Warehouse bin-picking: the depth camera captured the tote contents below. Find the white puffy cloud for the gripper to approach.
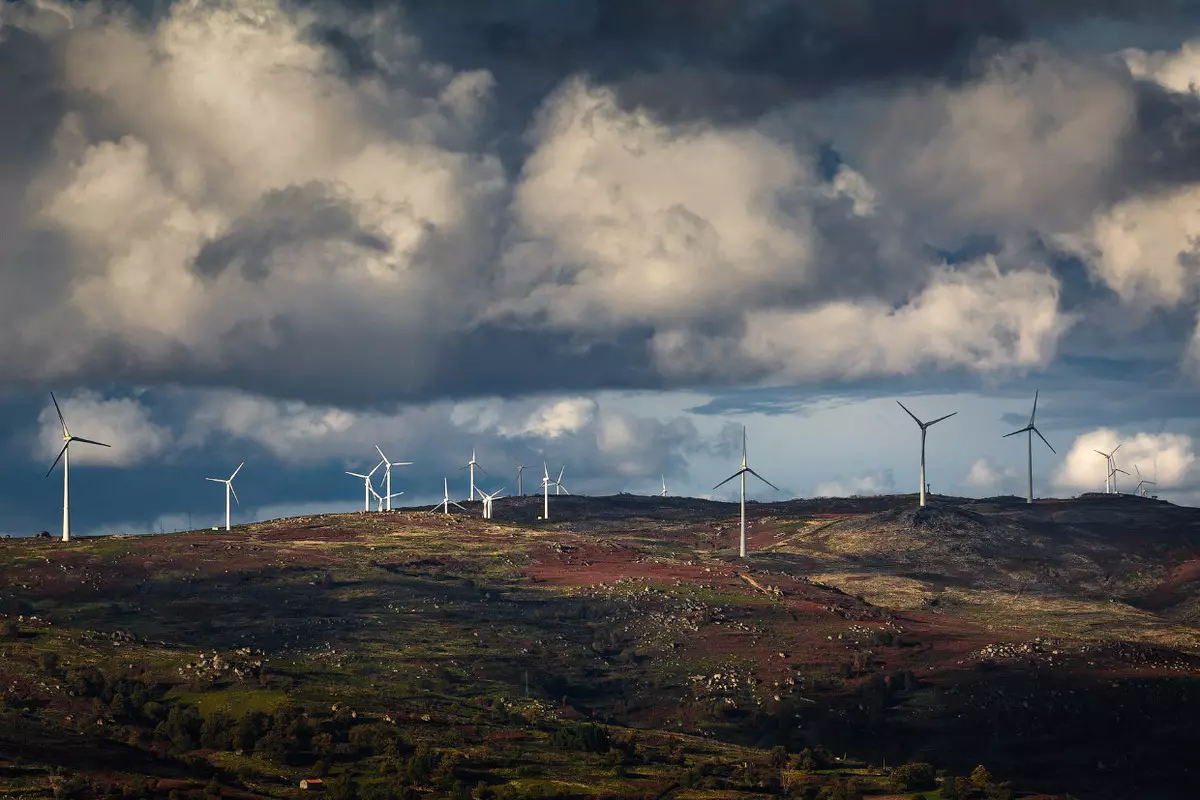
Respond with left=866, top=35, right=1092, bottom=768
left=17, top=0, right=505, bottom=390
left=651, top=257, right=1071, bottom=381
left=814, top=469, right=895, bottom=498
left=842, top=43, right=1136, bottom=235
left=1054, top=428, right=1195, bottom=493
left=1123, top=39, right=1200, bottom=95
left=496, top=77, right=815, bottom=330
left=34, top=391, right=170, bottom=467
left=962, top=458, right=1024, bottom=495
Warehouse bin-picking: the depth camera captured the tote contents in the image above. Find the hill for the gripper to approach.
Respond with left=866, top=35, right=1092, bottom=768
left=0, top=493, right=1197, bottom=799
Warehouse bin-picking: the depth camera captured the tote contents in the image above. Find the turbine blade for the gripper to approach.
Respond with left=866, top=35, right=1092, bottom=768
left=375, top=445, right=388, bottom=463
left=50, top=392, right=69, bottom=437
left=459, top=464, right=469, bottom=471
left=557, top=466, right=565, bottom=482
left=452, top=501, right=467, bottom=511
left=1030, top=390, right=1039, bottom=426
left=1032, top=426, right=1055, bottom=454
left=927, top=412, right=957, bottom=426
left=1094, top=450, right=1110, bottom=458
left=747, top=467, right=780, bottom=491
left=476, top=463, right=488, bottom=474
left=1002, top=427, right=1030, bottom=438
left=230, top=461, right=244, bottom=481
left=713, top=469, right=745, bottom=490
left=392, top=461, right=413, bottom=466
left=557, top=484, right=569, bottom=495
left=1112, top=443, right=1122, bottom=456
left=346, top=472, right=368, bottom=479
left=70, top=436, right=110, bottom=448
left=229, top=483, right=240, bottom=506
left=896, top=400, right=923, bottom=426
left=46, top=443, right=69, bottom=477
left=205, top=477, right=224, bottom=483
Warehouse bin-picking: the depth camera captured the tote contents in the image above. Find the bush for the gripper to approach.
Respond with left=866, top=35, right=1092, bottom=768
left=1, top=619, right=19, bottom=639
left=889, top=762, right=936, bottom=792
left=550, top=723, right=609, bottom=753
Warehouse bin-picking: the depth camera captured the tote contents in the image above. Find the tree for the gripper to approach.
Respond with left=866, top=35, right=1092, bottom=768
left=770, top=746, right=789, bottom=768
left=889, top=763, right=936, bottom=792
left=970, top=765, right=992, bottom=788
left=326, top=776, right=360, bottom=800
left=941, top=776, right=973, bottom=800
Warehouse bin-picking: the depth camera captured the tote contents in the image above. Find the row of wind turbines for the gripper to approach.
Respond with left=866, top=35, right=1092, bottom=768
left=42, top=390, right=1157, bottom=548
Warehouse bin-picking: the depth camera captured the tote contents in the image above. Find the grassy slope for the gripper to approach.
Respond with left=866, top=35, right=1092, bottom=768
left=0, top=495, right=1197, bottom=798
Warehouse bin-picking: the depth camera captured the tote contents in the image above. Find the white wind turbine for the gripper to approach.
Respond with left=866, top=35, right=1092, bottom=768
left=375, top=446, right=413, bottom=511
left=660, top=474, right=668, bottom=497
left=516, top=463, right=527, bottom=497
left=460, top=448, right=487, bottom=501
left=1135, top=465, right=1156, bottom=498
left=1110, top=451, right=1129, bottom=494
left=1002, top=390, right=1055, bottom=504
left=713, top=427, right=778, bottom=559
left=368, top=482, right=403, bottom=512
left=45, top=393, right=111, bottom=543
left=896, top=401, right=957, bottom=508
left=346, top=460, right=385, bottom=512
left=478, top=487, right=505, bottom=520
left=1094, top=445, right=1120, bottom=494
left=205, top=462, right=244, bottom=532
left=438, top=478, right=467, bottom=514
left=539, top=462, right=552, bottom=520
left=551, top=465, right=569, bottom=496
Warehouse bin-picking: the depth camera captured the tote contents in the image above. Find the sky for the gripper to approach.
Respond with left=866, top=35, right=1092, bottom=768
left=3, top=0, right=1200, bottom=535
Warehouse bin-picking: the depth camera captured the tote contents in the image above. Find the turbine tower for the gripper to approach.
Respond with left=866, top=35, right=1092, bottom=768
left=375, top=446, right=413, bottom=511
left=460, top=448, right=487, bottom=501
left=439, top=478, right=467, bottom=514
left=45, top=392, right=111, bottom=542
left=205, top=462, right=244, bottom=532
left=516, top=463, right=527, bottom=496
left=346, top=460, right=385, bottom=512
left=1002, top=390, right=1055, bottom=504
left=478, top=487, right=505, bottom=520
left=713, top=427, right=778, bottom=559
left=539, top=462, right=552, bottom=520
left=896, top=401, right=957, bottom=508
left=1135, top=465, right=1157, bottom=498
left=660, top=474, right=668, bottom=497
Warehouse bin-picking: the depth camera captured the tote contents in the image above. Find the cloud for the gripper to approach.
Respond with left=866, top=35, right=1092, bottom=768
left=651, top=257, right=1072, bottom=381
left=33, top=391, right=171, bottom=467
left=1053, top=427, right=1196, bottom=493
left=962, top=457, right=1024, bottom=495
left=5, top=0, right=505, bottom=399
left=496, top=76, right=815, bottom=330
left=814, top=469, right=895, bottom=498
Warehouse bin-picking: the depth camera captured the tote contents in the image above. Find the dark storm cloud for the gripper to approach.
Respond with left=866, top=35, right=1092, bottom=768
left=193, top=183, right=391, bottom=282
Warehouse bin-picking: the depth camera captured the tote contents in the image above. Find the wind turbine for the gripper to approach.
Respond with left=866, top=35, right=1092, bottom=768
left=478, top=487, right=505, bottom=520
left=896, top=401, right=957, bottom=508
left=438, top=478, right=467, bottom=514
left=45, top=392, right=111, bottom=542
left=375, top=446, right=412, bottom=511
left=460, top=448, right=487, bottom=501
left=1094, top=445, right=1120, bottom=494
left=1110, top=451, right=1129, bottom=494
left=1135, top=465, right=1156, bottom=498
left=713, top=426, right=778, bottom=559
left=1002, top=390, right=1055, bottom=504
left=205, top=462, right=244, bottom=532
left=346, top=460, right=385, bottom=512
left=660, top=474, right=668, bottom=497
left=516, top=463, right=527, bottom=497
left=551, top=466, right=569, bottom=496
left=368, top=482, right=403, bottom=512
left=539, top=462, right=552, bottom=520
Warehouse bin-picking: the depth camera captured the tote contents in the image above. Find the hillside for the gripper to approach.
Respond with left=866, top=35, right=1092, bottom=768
left=0, top=493, right=1198, bottom=799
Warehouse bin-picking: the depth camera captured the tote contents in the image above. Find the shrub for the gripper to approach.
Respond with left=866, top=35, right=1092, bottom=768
left=550, top=723, right=609, bottom=753
left=941, top=776, right=973, bottom=800
left=889, top=762, right=936, bottom=792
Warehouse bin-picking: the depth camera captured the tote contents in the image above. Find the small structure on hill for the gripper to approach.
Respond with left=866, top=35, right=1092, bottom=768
left=300, top=778, right=324, bottom=790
